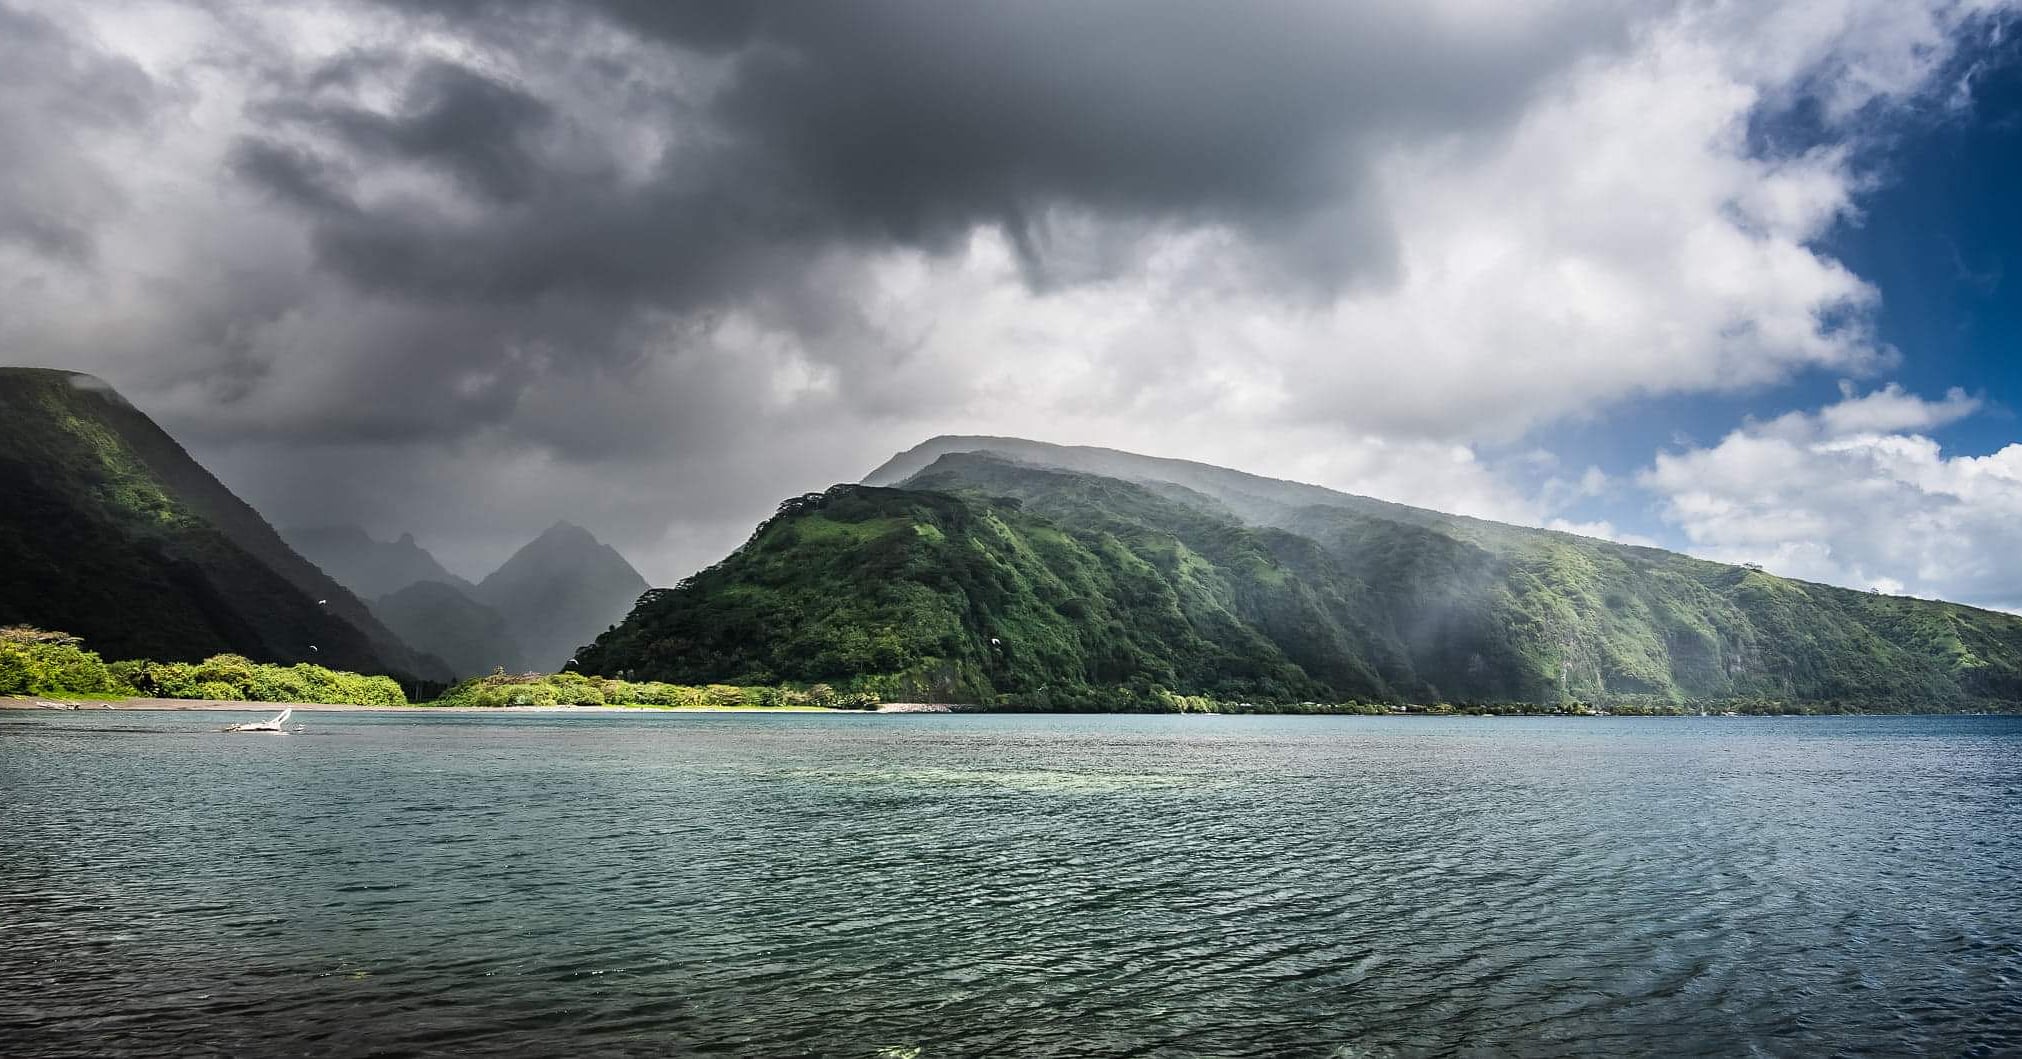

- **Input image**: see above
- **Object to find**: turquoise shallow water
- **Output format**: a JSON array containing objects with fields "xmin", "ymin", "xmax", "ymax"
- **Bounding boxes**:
[{"xmin": 1, "ymin": 711, "xmax": 2017, "ymax": 1057}]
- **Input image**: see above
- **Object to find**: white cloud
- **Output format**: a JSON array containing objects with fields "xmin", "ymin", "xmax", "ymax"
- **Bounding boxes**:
[
  {"xmin": 1640, "ymin": 385, "xmax": 2022, "ymax": 610},
  {"xmin": 1813, "ymin": 380, "xmax": 1982, "ymax": 436},
  {"xmin": 1546, "ymin": 519, "xmax": 1664, "ymax": 548},
  {"xmin": 812, "ymin": 0, "xmax": 2014, "ymax": 454}
]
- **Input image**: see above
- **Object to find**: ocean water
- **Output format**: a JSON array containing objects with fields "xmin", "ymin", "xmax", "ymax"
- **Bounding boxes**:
[{"xmin": 1, "ymin": 711, "xmax": 2017, "ymax": 1058}]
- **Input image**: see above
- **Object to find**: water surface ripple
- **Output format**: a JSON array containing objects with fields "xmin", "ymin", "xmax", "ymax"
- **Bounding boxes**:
[{"xmin": 2, "ymin": 712, "xmax": 2017, "ymax": 1056}]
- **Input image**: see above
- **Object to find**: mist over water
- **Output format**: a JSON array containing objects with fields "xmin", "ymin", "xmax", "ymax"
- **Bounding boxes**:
[{"xmin": 2, "ymin": 712, "xmax": 2017, "ymax": 1057}]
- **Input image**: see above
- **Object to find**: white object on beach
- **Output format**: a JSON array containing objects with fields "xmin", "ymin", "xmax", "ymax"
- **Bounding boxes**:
[{"xmin": 226, "ymin": 707, "xmax": 294, "ymax": 733}]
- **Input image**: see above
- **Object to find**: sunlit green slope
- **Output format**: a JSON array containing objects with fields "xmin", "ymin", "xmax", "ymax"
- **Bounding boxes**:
[{"xmin": 585, "ymin": 446, "xmax": 2022, "ymax": 711}]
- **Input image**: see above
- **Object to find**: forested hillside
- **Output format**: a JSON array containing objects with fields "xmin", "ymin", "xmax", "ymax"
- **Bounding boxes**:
[{"xmin": 584, "ymin": 445, "xmax": 2022, "ymax": 711}]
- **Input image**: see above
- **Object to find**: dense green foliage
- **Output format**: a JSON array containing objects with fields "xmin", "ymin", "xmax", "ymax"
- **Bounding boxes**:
[
  {"xmin": 114, "ymin": 655, "xmax": 407, "ymax": 707},
  {"xmin": 579, "ymin": 483, "xmax": 1358, "ymax": 708},
  {"xmin": 429, "ymin": 669, "xmax": 876, "ymax": 709},
  {"xmin": 0, "ymin": 368, "xmax": 441, "ymax": 680},
  {"xmin": 0, "ymin": 626, "xmax": 407, "ymax": 706},
  {"xmin": 0, "ymin": 627, "xmax": 130, "ymax": 697},
  {"xmin": 586, "ymin": 448, "xmax": 2022, "ymax": 712}
]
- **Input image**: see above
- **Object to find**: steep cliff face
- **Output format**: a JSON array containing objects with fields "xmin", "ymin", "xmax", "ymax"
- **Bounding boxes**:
[{"xmin": 0, "ymin": 367, "xmax": 445, "ymax": 679}]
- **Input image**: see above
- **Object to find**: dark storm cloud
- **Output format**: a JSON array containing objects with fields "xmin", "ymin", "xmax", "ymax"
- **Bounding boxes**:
[
  {"xmin": 258, "ymin": 59, "xmax": 553, "ymax": 203},
  {"xmin": 0, "ymin": 0, "xmax": 1688, "ymax": 581},
  {"xmin": 0, "ymin": 2, "xmax": 157, "ymax": 260},
  {"xmin": 183, "ymin": 0, "xmax": 1659, "ymax": 487},
  {"xmin": 282, "ymin": 0, "xmax": 1646, "ymax": 295}
]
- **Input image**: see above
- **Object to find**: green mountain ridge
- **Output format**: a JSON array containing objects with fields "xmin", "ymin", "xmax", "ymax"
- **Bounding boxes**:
[
  {"xmin": 0, "ymin": 367, "xmax": 446, "ymax": 681},
  {"xmin": 583, "ymin": 443, "xmax": 2022, "ymax": 711}
]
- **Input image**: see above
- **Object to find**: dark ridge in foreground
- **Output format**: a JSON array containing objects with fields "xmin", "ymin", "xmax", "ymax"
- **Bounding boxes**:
[{"xmin": 0, "ymin": 367, "xmax": 445, "ymax": 681}]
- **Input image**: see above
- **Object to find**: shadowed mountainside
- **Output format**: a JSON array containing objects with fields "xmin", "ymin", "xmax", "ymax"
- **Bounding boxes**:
[
  {"xmin": 287, "ymin": 519, "xmax": 649, "ymax": 678},
  {"xmin": 0, "ymin": 367, "xmax": 445, "ymax": 680},
  {"xmin": 283, "ymin": 525, "xmax": 473, "ymax": 599},
  {"xmin": 476, "ymin": 522, "xmax": 650, "ymax": 673},
  {"xmin": 372, "ymin": 580, "xmax": 524, "ymax": 679}
]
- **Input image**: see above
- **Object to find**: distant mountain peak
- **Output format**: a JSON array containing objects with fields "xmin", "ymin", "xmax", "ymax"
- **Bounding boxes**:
[
  {"xmin": 531, "ymin": 519, "xmax": 598, "ymax": 546},
  {"xmin": 283, "ymin": 523, "xmax": 469, "ymax": 600},
  {"xmin": 475, "ymin": 522, "xmax": 649, "ymax": 672}
]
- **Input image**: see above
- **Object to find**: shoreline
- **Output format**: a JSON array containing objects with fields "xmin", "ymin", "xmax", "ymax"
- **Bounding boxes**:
[
  {"xmin": 0, "ymin": 696, "xmax": 859, "ymax": 715},
  {"xmin": 5, "ymin": 696, "xmax": 2013, "ymax": 718}
]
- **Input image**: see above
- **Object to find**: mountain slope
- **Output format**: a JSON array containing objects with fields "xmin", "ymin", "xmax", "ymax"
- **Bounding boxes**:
[
  {"xmin": 906, "ymin": 452, "xmax": 2022, "ymax": 706},
  {"xmin": 577, "ymin": 483, "xmax": 1342, "ymax": 706},
  {"xmin": 373, "ymin": 580, "xmax": 523, "ymax": 678},
  {"xmin": 0, "ymin": 368, "xmax": 444, "ymax": 679},
  {"xmin": 476, "ymin": 522, "xmax": 649, "ymax": 672},
  {"xmin": 869, "ymin": 435, "xmax": 1559, "ymax": 549},
  {"xmin": 283, "ymin": 525, "xmax": 473, "ymax": 599},
  {"xmin": 588, "ymin": 444, "xmax": 2022, "ymax": 710}
]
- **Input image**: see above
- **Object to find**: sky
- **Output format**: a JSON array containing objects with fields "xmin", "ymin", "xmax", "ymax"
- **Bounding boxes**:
[{"xmin": 2, "ymin": 1, "xmax": 2019, "ymax": 609}]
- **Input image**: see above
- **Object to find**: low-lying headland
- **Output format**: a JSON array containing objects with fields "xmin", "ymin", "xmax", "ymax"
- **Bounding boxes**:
[
  {"xmin": 7, "ymin": 626, "xmax": 2014, "ymax": 718},
  {"xmin": 0, "ymin": 697, "xmax": 845, "ymax": 713}
]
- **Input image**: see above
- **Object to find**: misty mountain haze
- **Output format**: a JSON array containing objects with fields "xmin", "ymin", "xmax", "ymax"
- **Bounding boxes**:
[
  {"xmin": 371, "ymin": 580, "xmax": 523, "ymax": 681},
  {"xmin": 286, "ymin": 520, "xmax": 650, "ymax": 677},
  {"xmin": 474, "ymin": 522, "xmax": 651, "ymax": 674},
  {"xmin": 282, "ymin": 526, "xmax": 475, "ymax": 599}
]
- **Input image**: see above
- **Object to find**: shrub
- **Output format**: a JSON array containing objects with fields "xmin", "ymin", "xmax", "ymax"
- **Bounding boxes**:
[
  {"xmin": 247, "ymin": 665, "xmax": 313, "ymax": 704},
  {"xmin": 0, "ymin": 629, "xmax": 405, "ymax": 706},
  {"xmin": 703, "ymin": 684, "xmax": 750, "ymax": 708},
  {"xmin": 834, "ymin": 690, "xmax": 881, "ymax": 711},
  {"xmin": 138, "ymin": 661, "xmax": 201, "ymax": 698},
  {"xmin": 0, "ymin": 627, "xmax": 133, "ymax": 697}
]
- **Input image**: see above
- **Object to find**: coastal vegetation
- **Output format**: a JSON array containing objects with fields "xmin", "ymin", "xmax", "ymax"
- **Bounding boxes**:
[
  {"xmin": 7, "ymin": 626, "xmax": 1999, "ymax": 717},
  {"xmin": 0, "ymin": 626, "xmax": 405, "ymax": 706},
  {"xmin": 0, "ymin": 627, "xmax": 876, "ymax": 710},
  {"xmin": 429, "ymin": 669, "xmax": 879, "ymax": 710}
]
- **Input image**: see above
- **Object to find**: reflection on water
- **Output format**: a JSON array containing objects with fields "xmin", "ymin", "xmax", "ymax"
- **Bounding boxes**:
[{"xmin": 2, "ymin": 711, "xmax": 2018, "ymax": 1057}]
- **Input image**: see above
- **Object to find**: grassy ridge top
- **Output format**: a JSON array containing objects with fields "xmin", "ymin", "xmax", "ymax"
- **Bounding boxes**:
[{"xmin": 583, "ymin": 452, "xmax": 2022, "ymax": 712}]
